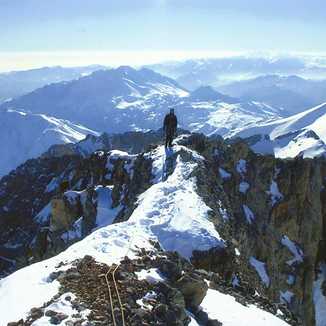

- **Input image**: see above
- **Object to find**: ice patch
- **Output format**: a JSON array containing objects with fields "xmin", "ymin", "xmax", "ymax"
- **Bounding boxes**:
[
  {"xmin": 94, "ymin": 185, "xmax": 123, "ymax": 229},
  {"xmin": 268, "ymin": 181, "xmax": 283, "ymax": 206},
  {"xmin": 239, "ymin": 181, "xmax": 250, "ymax": 193},
  {"xmin": 249, "ymin": 256, "xmax": 270, "ymax": 287},
  {"xmin": 45, "ymin": 177, "xmax": 60, "ymax": 193},
  {"xmin": 280, "ymin": 290, "xmax": 294, "ymax": 305},
  {"xmin": 135, "ymin": 268, "xmax": 165, "ymax": 284},
  {"xmin": 232, "ymin": 275, "xmax": 240, "ymax": 287},
  {"xmin": 243, "ymin": 205, "xmax": 255, "ymax": 224},
  {"xmin": 218, "ymin": 200, "xmax": 229, "ymax": 221},
  {"xmin": 281, "ymin": 235, "xmax": 304, "ymax": 266},
  {"xmin": 136, "ymin": 291, "xmax": 157, "ymax": 311},
  {"xmin": 287, "ymin": 274, "xmax": 295, "ymax": 285},
  {"xmin": 236, "ymin": 159, "xmax": 247, "ymax": 175},
  {"xmin": 61, "ymin": 217, "xmax": 82, "ymax": 241},
  {"xmin": 34, "ymin": 203, "xmax": 52, "ymax": 224},
  {"xmin": 219, "ymin": 167, "xmax": 231, "ymax": 179}
]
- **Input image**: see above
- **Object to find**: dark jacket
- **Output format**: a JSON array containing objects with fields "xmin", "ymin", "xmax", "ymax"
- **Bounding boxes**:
[{"xmin": 163, "ymin": 113, "xmax": 177, "ymax": 134}]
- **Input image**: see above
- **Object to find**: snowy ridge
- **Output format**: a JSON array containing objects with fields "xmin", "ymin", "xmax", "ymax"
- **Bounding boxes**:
[
  {"xmin": 0, "ymin": 144, "xmax": 224, "ymax": 324},
  {"xmin": 235, "ymin": 103, "xmax": 326, "ymax": 158}
]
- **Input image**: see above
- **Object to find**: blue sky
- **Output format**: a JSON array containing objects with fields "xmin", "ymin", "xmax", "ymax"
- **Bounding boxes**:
[{"xmin": 0, "ymin": 0, "xmax": 325, "ymax": 70}]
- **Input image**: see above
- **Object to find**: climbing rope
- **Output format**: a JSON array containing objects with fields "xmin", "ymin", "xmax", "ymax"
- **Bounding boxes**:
[
  {"xmin": 100, "ymin": 265, "xmax": 117, "ymax": 326},
  {"xmin": 112, "ymin": 264, "xmax": 126, "ymax": 326}
]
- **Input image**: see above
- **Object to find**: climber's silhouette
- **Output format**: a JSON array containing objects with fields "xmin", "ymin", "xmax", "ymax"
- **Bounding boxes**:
[{"xmin": 163, "ymin": 108, "xmax": 178, "ymax": 148}]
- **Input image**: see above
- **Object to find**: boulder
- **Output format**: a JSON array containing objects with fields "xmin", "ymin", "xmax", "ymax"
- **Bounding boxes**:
[
  {"xmin": 158, "ymin": 258, "xmax": 183, "ymax": 281},
  {"xmin": 176, "ymin": 274, "xmax": 208, "ymax": 308}
]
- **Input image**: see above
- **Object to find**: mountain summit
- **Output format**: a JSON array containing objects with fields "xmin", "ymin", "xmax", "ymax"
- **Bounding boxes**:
[{"xmin": 0, "ymin": 132, "xmax": 325, "ymax": 325}]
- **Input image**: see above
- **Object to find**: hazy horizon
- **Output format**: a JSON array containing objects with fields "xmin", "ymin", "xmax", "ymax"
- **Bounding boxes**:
[{"xmin": 1, "ymin": 51, "xmax": 326, "ymax": 74}]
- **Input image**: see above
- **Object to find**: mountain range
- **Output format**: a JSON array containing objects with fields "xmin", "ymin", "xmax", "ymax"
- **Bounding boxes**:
[
  {"xmin": 218, "ymin": 75, "xmax": 326, "ymax": 115},
  {"xmin": 0, "ymin": 65, "xmax": 105, "ymax": 104},
  {"xmin": 147, "ymin": 56, "xmax": 326, "ymax": 90},
  {"xmin": 0, "ymin": 66, "xmax": 287, "ymax": 175},
  {"xmin": 1, "ymin": 65, "xmax": 326, "ymax": 177}
]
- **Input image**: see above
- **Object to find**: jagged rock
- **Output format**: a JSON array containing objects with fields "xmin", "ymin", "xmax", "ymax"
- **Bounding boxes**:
[
  {"xmin": 49, "ymin": 312, "xmax": 68, "ymax": 324},
  {"xmin": 8, "ymin": 320, "xmax": 24, "ymax": 326},
  {"xmin": 50, "ymin": 195, "xmax": 81, "ymax": 233},
  {"xmin": 176, "ymin": 274, "xmax": 208, "ymax": 308},
  {"xmin": 81, "ymin": 188, "xmax": 97, "ymax": 237},
  {"xmin": 158, "ymin": 259, "xmax": 183, "ymax": 281},
  {"xmin": 191, "ymin": 247, "xmax": 234, "ymax": 280},
  {"xmin": 29, "ymin": 307, "xmax": 43, "ymax": 320},
  {"xmin": 156, "ymin": 282, "xmax": 186, "ymax": 307}
]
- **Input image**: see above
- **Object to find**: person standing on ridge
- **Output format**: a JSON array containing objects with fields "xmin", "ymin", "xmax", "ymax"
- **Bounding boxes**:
[{"xmin": 163, "ymin": 108, "xmax": 178, "ymax": 148}]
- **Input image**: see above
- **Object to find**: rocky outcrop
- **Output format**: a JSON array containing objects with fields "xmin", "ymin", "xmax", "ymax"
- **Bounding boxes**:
[
  {"xmin": 50, "ymin": 196, "xmax": 81, "ymax": 233},
  {"xmin": 178, "ymin": 134, "xmax": 326, "ymax": 326},
  {"xmin": 0, "ymin": 136, "xmax": 156, "ymax": 276},
  {"xmin": 9, "ymin": 249, "xmax": 295, "ymax": 326},
  {"xmin": 176, "ymin": 274, "xmax": 208, "ymax": 308}
]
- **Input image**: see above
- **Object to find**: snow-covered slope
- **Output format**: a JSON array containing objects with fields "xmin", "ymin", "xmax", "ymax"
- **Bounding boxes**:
[
  {"xmin": 181, "ymin": 100, "xmax": 282, "ymax": 138},
  {"xmin": 0, "ymin": 109, "xmax": 99, "ymax": 176},
  {"xmin": 200, "ymin": 289, "xmax": 288, "ymax": 326},
  {"xmin": 236, "ymin": 103, "xmax": 326, "ymax": 158}
]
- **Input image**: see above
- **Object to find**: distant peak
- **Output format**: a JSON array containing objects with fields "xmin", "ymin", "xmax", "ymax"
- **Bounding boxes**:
[
  {"xmin": 115, "ymin": 65, "xmax": 136, "ymax": 74},
  {"xmin": 190, "ymin": 85, "xmax": 237, "ymax": 103}
]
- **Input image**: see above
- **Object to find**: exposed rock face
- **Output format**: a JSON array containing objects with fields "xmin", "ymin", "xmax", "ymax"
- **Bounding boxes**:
[{"xmin": 178, "ymin": 134, "xmax": 326, "ymax": 326}]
